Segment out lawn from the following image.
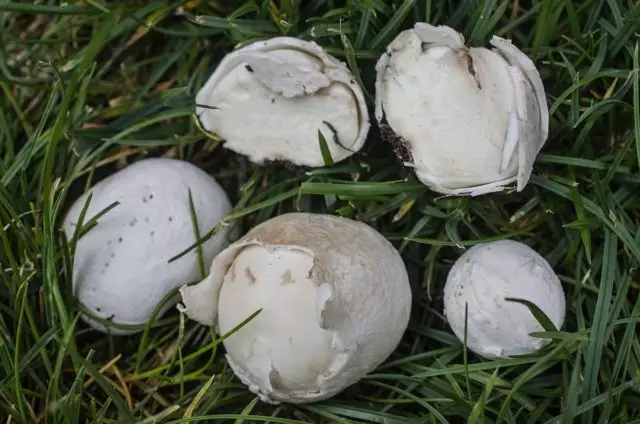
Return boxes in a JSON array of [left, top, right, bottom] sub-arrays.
[[1, 0, 640, 423]]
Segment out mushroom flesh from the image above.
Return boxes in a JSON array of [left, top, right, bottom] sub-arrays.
[[374, 23, 549, 196], [195, 37, 370, 167]]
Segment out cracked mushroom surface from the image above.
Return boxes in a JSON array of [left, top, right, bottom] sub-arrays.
[[374, 23, 549, 196], [195, 37, 370, 167], [179, 212, 412, 404], [443, 239, 566, 359], [63, 158, 234, 335]]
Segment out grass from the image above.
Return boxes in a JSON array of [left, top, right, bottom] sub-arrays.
[[1, 0, 640, 422]]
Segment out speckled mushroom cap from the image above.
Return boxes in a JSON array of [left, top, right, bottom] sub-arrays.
[[195, 36, 370, 167], [443, 239, 565, 358], [63, 158, 233, 335], [179, 212, 412, 404]]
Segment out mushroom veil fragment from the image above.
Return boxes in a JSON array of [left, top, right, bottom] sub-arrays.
[[443, 239, 566, 359], [63, 158, 234, 335], [195, 37, 370, 167], [375, 23, 549, 196], [179, 212, 412, 404]]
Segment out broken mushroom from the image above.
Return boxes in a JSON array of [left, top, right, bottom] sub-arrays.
[[443, 239, 565, 358], [374, 23, 549, 196], [63, 158, 234, 335], [179, 212, 412, 403], [195, 37, 370, 167]]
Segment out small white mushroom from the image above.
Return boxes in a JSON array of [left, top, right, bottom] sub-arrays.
[[195, 37, 370, 167], [374, 23, 549, 196], [179, 212, 412, 404], [443, 239, 565, 358], [63, 158, 234, 335]]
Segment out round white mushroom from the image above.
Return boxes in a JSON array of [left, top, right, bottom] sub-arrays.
[[443, 239, 565, 358], [63, 158, 234, 335], [374, 23, 549, 196], [179, 212, 412, 404], [195, 37, 370, 167]]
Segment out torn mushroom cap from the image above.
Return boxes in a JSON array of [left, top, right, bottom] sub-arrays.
[[374, 23, 549, 196], [443, 239, 565, 359], [63, 158, 234, 335], [179, 212, 412, 404], [195, 37, 370, 168]]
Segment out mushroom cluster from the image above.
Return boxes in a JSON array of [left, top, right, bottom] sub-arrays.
[[179, 213, 412, 404], [62, 18, 564, 406]]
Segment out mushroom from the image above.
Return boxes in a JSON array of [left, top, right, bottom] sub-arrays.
[[179, 212, 412, 404], [443, 239, 565, 358], [374, 23, 549, 196], [63, 158, 234, 335], [195, 37, 370, 167]]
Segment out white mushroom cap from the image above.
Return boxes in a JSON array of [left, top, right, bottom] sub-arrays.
[[179, 212, 412, 403], [374, 23, 549, 196], [63, 158, 234, 335], [195, 37, 370, 167], [443, 239, 566, 358]]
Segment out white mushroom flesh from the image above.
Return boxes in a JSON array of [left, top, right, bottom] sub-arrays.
[[374, 23, 549, 196], [180, 212, 412, 404], [63, 158, 234, 335], [218, 245, 335, 393], [196, 37, 370, 167], [443, 239, 566, 358]]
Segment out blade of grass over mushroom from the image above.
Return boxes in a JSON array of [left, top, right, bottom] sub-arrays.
[[339, 33, 370, 101], [504, 298, 559, 332], [317, 130, 334, 167], [187, 189, 206, 279], [462, 304, 471, 401], [76, 200, 120, 240]]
